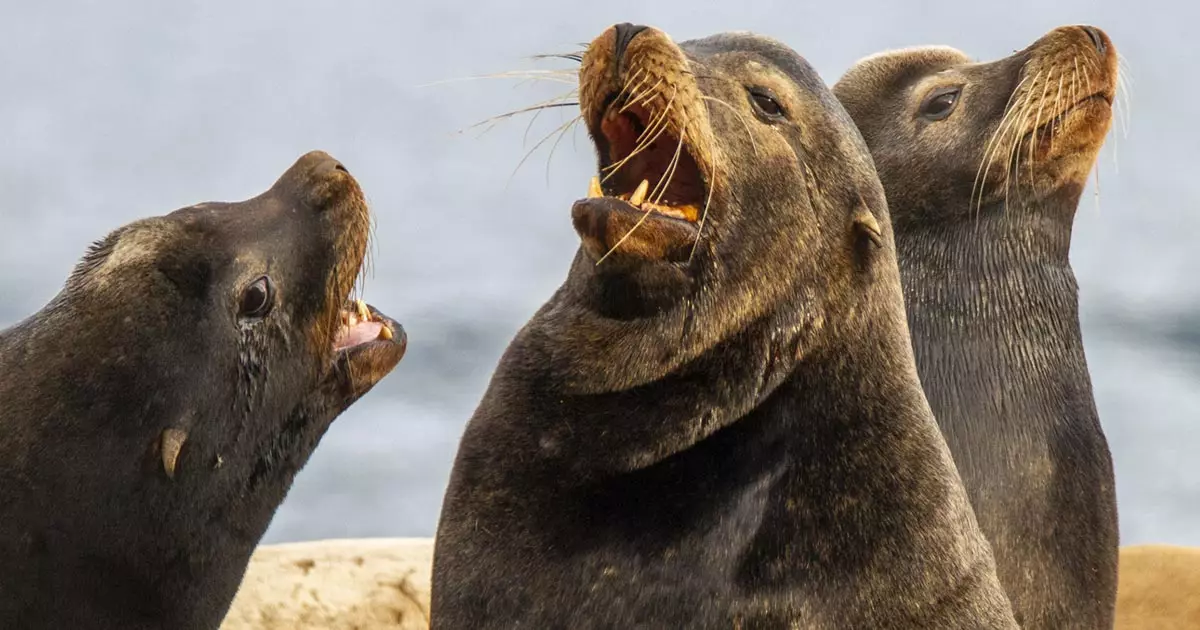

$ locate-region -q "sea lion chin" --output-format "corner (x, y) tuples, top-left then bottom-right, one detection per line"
(433, 23), (1018, 630)
(0, 150), (406, 630)
(833, 25), (1120, 630)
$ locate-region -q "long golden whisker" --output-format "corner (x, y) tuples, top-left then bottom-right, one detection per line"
(595, 207), (657, 266)
(529, 52), (585, 64)
(602, 87), (679, 183)
(523, 89), (578, 146)
(621, 78), (665, 113)
(971, 72), (1035, 216)
(418, 70), (578, 89)
(701, 95), (758, 156)
(460, 99), (580, 136)
(544, 115), (584, 184)
(1027, 70), (1054, 189)
(617, 69), (648, 103)
(649, 127), (687, 205)
(1003, 79), (1041, 212)
(688, 123), (720, 264)
(506, 115), (582, 186)
(1048, 73), (1064, 154)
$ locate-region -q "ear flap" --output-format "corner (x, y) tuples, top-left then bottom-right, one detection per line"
(160, 427), (189, 481)
(852, 202), (884, 249)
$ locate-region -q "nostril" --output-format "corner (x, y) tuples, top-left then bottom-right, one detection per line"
(613, 23), (650, 66)
(334, 163), (348, 174)
(1080, 26), (1106, 54)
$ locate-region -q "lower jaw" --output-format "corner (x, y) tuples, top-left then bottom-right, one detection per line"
(571, 197), (700, 265)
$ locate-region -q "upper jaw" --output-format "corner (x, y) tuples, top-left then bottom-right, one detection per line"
(571, 91), (710, 264)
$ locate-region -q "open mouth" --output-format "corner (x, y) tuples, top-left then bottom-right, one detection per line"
(333, 299), (403, 354)
(585, 97), (708, 224)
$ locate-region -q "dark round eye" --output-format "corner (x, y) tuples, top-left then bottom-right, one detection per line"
(747, 87), (785, 119)
(919, 87), (961, 121)
(238, 276), (274, 319)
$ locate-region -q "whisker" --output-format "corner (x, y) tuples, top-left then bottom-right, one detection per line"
(649, 126), (687, 205)
(418, 69), (578, 88)
(701, 95), (758, 156)
(523, 89), (577, 147)
(621, 77), (665, 113)
(595, 207), (657, 266)
(972, 72), (1034, 216)
(459, 100), (579, 136)
(529, 52), (585, 64)
(603, 87), (678, 184)
(688, 122), (721, 264)
(544, 116), (584, 185)
(506, 115), (581, 187)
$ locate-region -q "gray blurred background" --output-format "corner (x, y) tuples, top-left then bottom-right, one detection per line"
(0, 1), (1193, 546)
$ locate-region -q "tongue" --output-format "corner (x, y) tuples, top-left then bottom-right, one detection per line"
(333, 321), (384, 351)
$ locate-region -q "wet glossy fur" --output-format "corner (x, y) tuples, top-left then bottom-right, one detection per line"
(433, 26), (1017, 629)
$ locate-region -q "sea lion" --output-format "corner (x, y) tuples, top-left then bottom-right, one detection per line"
(833, 25), (1120, 629)
(0, 150), (407, 630)
(431, 24), (1017, 629)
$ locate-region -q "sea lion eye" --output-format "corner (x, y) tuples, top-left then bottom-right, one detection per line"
(919, 87), (961, 121)
(238, 276), (275, 319)
(747, 87), (785, 120)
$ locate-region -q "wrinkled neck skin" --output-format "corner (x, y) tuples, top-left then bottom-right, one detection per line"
(896, 183), (1095, 461)
(0, 299), (341, 630)
(504, 247), (829, 479)
(896, 182), (1118, 628)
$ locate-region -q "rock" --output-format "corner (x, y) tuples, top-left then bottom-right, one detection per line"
(220, 538), (433, 630)
(1116, 544), (1200, 630)
(220, 538), (1200, 629)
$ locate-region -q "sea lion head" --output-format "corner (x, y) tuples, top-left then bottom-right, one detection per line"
(0, 150), (405, 624)
(563, 24), (890, 387)
(832, 25), (1117, 229)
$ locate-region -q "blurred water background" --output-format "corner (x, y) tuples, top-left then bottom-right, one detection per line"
(0, 0), (1194, 546)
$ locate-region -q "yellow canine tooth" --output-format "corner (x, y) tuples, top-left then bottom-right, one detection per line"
(629, 179), (649, 206)
(356, 299), (370, 322)
(380, 324), (394, 341)
(588, 176), (603, 199)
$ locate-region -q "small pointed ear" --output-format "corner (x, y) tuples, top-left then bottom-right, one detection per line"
(852, 201), (884, 249)
(160, 428), (188, 481)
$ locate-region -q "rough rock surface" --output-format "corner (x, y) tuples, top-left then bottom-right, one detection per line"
(220, 538), (1197, 629)
(1116, 544), (1200, 630)
(220, 538), (432, 630)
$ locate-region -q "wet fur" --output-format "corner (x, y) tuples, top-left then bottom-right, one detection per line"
(0, 152), (397, 629)
(833, 26), (1120, 630)
(432, 26), (1017, 629)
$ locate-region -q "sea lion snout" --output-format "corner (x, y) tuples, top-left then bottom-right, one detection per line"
(268, 149), (357, 208)
(613, 22), (650, 69)
(1079, 25), (1108, 54)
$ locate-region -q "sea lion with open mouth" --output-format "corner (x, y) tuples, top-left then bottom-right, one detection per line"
(432, 24), (1017, 629)
(0, 150), (407, 630)
(834, 25), (1121, 630)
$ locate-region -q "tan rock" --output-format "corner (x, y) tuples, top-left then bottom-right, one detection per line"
(220, 539), (1200, 629)
(220, 538), (433, 630)
(1116, 544), (1200, 630)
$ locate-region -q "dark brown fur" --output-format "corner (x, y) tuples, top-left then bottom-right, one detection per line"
(0, 151), (407, 630)
(432, 25), (1017, 629)
(833, 25), (1120, 630)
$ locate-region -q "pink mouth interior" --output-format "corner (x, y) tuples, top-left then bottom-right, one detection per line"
(333, 321), (385, 352)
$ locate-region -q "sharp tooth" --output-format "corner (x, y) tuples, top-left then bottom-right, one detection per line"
(629, 179), (649, 206)
(160, 428), (188, 480)
(588, 176), (603, 199)
(380, 324), (394, 341)
(356, 299), (370, 322)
